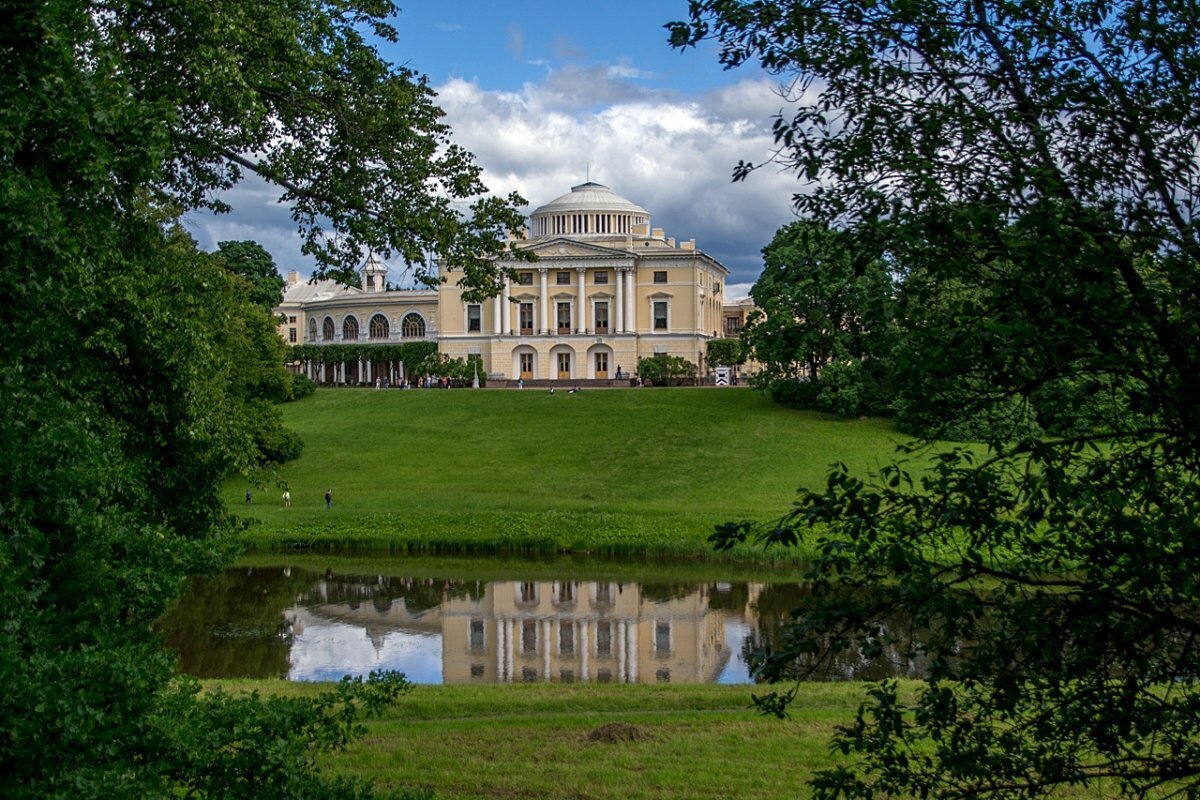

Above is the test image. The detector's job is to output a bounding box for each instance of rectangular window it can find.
[594,271,608,285]
[366,275,375,289]
[724,317,742,336]
[594,302,609,334]
[596,621,612,655]
[653,271,667,284]
[518,271,534,286]
[556,270,571,285]
[594,583,612,606]
[714,282,721,294]
[288,316,297,323]
[288,328,297,343]
[654,301,668,331]
[470,664,485,679]
[557,302,571,333]
[522,620,538,654]
[656,622,671,653]
[559,621,574,654]
[519,302,534,335]
[467,304,481,332]
[469,619,485,650]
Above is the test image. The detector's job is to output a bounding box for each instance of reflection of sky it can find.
[717,619,753,684]
[288,622,444,684]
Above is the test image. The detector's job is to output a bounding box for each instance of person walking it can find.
[325,489,332,510]
[245,489,252,505]
[282,490,291,508]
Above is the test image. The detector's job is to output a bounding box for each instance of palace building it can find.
[277,182,738,383]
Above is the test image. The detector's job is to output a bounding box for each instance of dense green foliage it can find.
[217,240,286,311]
[744,220,896,418]
[705,337,744,367]
[230,389,909,557]
[636,355,698,386]
[0,0,526,796]
[673,1,1200,797]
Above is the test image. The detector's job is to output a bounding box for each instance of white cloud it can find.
[183,69,806,287]
[435,74,800,282]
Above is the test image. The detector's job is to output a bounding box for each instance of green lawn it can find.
[206,680,870,800]
[229,387,912,556]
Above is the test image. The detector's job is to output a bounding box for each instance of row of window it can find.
[516,270,673,286]
[468,665,673,683]
[464,299,671,334]
[306,312,427,342]
[468,618,673,658]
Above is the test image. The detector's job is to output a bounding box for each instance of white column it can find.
[504,618,513,681]
[616,621,627,683]
[577,268,587,333]
[538,269,549,335]
[366,360,372,383]
[580,620,589,682]
[615,269,625,333]
[496,618,506,682]
[502,280,512,334]
[625,270,636,332]
[493,294,502,334]
[627,622,639,683]
[543,620,552,681]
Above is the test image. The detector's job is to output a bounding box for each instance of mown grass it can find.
[229,388,914,557]
[205,679,871,800]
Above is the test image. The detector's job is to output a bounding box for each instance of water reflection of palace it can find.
[286,578,755,684]
[443,581,735,684]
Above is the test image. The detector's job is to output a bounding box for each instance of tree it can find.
[706,337,744,368]
[217,240,286,311]
[1,0,522,796]
[672,2,1200,797]
[744,220,896,417]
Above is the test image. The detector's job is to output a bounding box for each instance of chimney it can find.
[667,237,676,248]
[652,227,665,240]
[287,271,301,285]
[680,239,696,251]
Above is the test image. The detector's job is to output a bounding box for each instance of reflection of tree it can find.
[706,582,750,611]
[303,574,482,613]
[156,568,311,678]
[640,583,696,604]
[743,584,924,682]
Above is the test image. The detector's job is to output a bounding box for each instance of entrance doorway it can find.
[557,352,571,380]
[519,352,533,380]
[594,352,608,379]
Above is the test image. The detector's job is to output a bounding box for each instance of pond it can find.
[157,555,928,685]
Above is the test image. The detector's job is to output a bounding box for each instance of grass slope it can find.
[229,388,908,556]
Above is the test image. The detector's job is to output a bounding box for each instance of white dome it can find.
[531,182,649,217]
[529,183,650,238]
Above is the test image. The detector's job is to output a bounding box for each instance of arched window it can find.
[307,318,317,341]
[368,313,389,340]
[401,313,426,338]
[322,317,335,341]
[342,316,359,341]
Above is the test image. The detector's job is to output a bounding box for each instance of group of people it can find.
[244,489,333,509]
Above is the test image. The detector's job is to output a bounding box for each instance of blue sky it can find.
[185,1,803,294]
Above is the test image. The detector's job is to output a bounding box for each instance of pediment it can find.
[522,238,632,259]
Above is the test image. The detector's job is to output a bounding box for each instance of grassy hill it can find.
[229,387,911,557]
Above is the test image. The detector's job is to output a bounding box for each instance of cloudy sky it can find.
[183,0,805,297]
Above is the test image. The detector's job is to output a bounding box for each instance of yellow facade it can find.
[277,183,748,384]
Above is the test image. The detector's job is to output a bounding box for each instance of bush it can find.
[288,373,316,401]
[637,355,697,386]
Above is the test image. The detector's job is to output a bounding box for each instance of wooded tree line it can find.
[0,0,521,796]
[672,0,1200,797]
